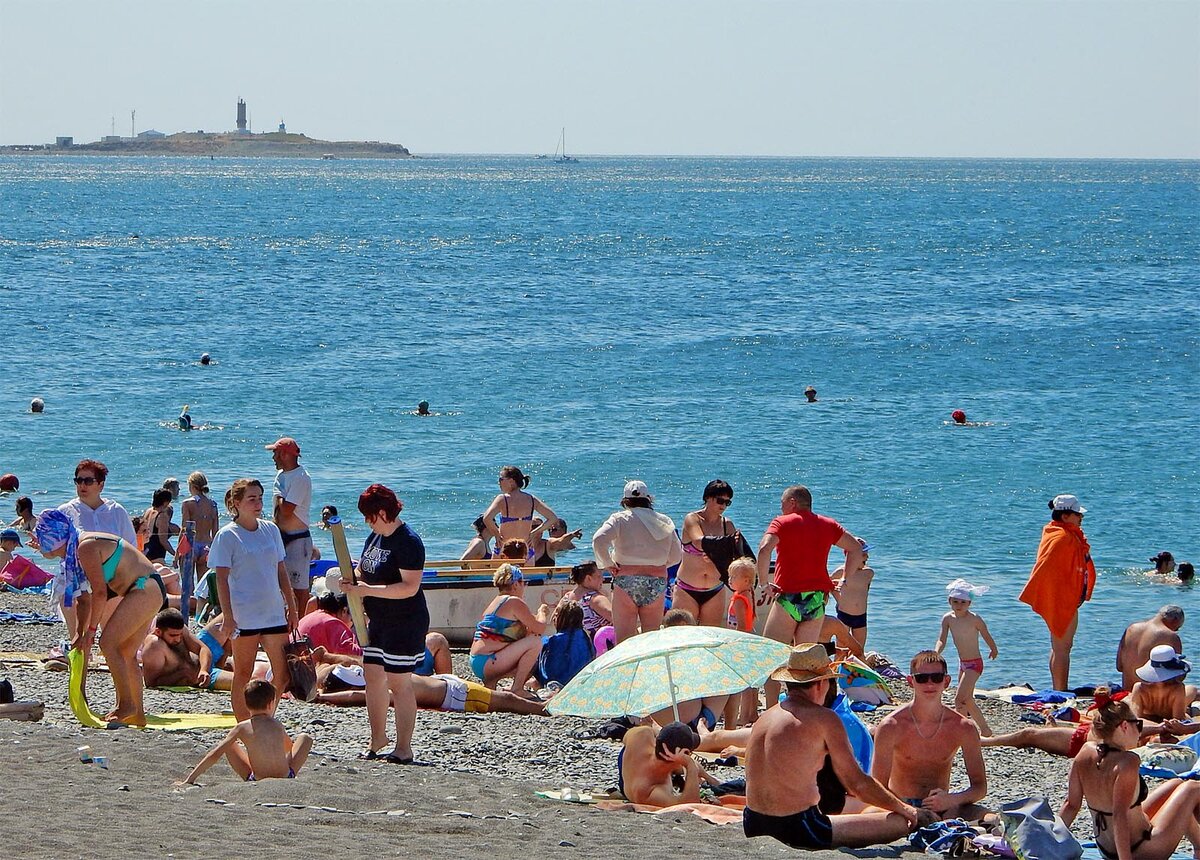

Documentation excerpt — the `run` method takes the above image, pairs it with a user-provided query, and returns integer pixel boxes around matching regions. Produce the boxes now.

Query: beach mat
[68,648,236,731]
[0,651,47,663]
[595,795,746,825]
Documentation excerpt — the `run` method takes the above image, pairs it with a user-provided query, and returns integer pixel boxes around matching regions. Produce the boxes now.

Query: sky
[1,0,1197,157]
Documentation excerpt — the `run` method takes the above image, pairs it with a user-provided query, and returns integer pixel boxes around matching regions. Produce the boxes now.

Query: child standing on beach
[935,578,998,736]
[183,680,312,783]
[831,537,874,649]
[724,557,759,726]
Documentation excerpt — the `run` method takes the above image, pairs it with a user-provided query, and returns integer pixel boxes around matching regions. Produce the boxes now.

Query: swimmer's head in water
[14,496,33,515]
[200,353,211,365]
[951,409,967,424]
[321,505,338,524]
[0,474,18,493]
[1179,562,1195,583]
[804,385,817,402]
[417,400,430,414]
[30,397,45,413]
[1149,551,1175,573]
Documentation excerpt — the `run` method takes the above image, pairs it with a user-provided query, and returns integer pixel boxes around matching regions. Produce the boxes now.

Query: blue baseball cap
[0,528,21,545]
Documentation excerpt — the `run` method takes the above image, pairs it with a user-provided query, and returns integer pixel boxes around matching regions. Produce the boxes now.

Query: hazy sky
[2,0,1197,157]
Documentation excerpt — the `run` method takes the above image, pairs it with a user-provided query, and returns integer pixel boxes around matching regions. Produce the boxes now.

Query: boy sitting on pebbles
[182,680,312,784]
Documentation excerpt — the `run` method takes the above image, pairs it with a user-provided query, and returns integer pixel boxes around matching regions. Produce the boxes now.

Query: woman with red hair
[342,483,429,765]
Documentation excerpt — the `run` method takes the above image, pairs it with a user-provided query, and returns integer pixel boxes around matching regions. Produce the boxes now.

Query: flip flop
[358,749,384,761]
[380,753,431,766]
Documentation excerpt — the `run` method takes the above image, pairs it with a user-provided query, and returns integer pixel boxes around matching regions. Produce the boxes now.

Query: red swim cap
[951,410,967,424]
[0,474,18,492]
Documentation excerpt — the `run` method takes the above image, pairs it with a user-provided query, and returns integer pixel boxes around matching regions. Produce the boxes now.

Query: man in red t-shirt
[757,485,864,706]
[298,591,363,658]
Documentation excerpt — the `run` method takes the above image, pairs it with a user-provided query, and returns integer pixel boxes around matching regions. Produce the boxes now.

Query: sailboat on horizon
[552,127,579,163]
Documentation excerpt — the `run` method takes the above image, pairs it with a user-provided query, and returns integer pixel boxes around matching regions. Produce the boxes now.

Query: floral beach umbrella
[546,625,791,720]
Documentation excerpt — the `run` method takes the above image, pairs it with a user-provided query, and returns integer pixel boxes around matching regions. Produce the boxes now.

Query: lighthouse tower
[236,99,248,134]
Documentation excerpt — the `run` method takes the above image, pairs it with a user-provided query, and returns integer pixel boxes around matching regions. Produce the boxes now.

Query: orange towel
[1018,521,1095,638]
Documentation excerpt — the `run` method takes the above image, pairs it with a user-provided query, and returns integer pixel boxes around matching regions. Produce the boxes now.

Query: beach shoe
[380,753,431,766]
[358,749,384,761]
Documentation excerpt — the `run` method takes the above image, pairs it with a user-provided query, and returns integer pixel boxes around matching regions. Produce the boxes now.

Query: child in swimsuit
[830,538,874,649]
[935,578,998,737]
[183,680,312,783]
[724,557,759,726]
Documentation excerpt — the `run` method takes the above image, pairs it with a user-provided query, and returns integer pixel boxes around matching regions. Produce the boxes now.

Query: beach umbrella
[546,625,790,720]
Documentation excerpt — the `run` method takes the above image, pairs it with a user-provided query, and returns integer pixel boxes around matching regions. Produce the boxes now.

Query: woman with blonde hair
[469,563,551,693]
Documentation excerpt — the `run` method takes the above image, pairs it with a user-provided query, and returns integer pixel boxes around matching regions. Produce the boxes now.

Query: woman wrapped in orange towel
[1019,494,1096,692]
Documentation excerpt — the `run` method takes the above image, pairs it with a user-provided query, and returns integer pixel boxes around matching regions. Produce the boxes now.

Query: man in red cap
[266,437,314,612]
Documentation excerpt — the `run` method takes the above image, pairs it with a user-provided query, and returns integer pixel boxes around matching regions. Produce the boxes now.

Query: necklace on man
[912,706,946,740]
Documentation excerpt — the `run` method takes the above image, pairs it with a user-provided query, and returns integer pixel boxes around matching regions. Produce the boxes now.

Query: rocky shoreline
[0,589,1102,859]
[0,131,411,159]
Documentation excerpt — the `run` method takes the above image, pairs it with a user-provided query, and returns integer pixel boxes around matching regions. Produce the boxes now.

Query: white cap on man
[1051,494,1087,514]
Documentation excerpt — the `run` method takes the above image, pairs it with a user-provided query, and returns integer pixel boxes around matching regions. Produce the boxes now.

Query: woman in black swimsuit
[674,480,752,627]
[1059,692,1200,860]
[142,488,175,563]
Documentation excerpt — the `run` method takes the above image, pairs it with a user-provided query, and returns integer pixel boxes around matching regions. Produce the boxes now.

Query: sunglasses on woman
[73,476,99,486]
[714,498,732,506]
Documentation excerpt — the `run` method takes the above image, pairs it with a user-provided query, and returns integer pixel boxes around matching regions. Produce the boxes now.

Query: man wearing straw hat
[744,644,925,849]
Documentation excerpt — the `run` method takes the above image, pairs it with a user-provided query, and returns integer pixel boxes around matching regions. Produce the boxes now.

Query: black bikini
[1090,770,1151,860]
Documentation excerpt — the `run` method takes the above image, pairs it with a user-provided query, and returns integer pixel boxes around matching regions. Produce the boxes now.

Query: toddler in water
[183,681,312,783]
[935,578,998,736]
[725,557,759,726]
[831,537,874,649]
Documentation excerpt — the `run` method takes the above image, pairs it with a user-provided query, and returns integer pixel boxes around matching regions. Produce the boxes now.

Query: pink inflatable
[593,625,617,656]
[0,555,52,589]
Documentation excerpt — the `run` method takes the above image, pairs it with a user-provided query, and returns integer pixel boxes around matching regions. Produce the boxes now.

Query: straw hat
[769,643,840,684]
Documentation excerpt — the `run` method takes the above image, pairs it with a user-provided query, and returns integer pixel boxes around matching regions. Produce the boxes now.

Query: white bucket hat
[1051,494,1087,514]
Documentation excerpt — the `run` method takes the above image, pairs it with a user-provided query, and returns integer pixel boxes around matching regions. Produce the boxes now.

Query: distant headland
[0,97,411,159]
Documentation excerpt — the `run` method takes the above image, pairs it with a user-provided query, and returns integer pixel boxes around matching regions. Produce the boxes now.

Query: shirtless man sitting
[1130,645,1197,721]
[141,608,231,691]
[619,721,716,806]
[744,643,923,850]
[1117,606,1184,693]
[864,650,988,821]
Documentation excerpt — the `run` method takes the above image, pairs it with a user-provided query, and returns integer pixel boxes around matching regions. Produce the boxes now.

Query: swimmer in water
[804,386,818,403]
[951,410,967,425]
[179,405,193,431]
[417,400,431,416]
[1178,562,1195,584]
[30,398,45,413]
[200,353,212,365]
[1149,551,1175,577]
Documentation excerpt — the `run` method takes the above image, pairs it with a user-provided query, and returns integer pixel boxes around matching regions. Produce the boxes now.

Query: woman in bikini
[1059,692,1200,860]
[468,563,550,693]
[179,471,219,578]
[34,509,167,726]
[563,560,613,640]
[478,466,561,558]
[674,480,752,627]
[140,488,175,563]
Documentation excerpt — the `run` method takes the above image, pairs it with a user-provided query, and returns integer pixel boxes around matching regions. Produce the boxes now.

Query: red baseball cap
[265,437,301,456]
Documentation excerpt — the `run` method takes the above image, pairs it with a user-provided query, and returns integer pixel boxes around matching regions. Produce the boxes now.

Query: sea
[1,155,1196,688]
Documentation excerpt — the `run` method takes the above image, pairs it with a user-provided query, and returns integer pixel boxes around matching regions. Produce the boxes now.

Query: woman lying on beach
[479,466,561,557]
[674,480,751,627]
[210,479,298,722]
[469,563,550,693]
[1059,692,1200,860]
[592,480,682,642]
[981,687,1165,758]
[34,509,166,726]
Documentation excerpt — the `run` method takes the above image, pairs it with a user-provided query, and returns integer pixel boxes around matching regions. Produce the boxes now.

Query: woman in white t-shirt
[209,478,298,721]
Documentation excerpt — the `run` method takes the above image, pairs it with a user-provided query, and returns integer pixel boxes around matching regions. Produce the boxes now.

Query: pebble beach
[0,587,1104,860]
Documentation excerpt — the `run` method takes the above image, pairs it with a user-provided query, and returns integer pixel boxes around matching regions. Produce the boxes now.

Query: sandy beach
[1,588,1094,860]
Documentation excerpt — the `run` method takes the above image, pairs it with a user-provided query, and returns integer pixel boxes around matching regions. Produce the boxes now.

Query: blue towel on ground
[1011,690,1072,705]
[0,611,60,624]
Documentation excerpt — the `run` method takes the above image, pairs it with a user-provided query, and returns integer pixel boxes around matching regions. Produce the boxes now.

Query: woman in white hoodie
[592,481,682,643]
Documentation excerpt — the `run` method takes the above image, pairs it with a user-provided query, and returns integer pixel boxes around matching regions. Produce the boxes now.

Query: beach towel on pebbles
[595,795,745,826]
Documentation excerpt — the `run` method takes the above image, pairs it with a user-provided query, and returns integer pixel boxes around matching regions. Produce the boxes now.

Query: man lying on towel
[141,609,233,691]
[312,647,546,716]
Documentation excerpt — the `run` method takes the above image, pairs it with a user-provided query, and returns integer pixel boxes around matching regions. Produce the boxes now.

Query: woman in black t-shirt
[342,483,429,764]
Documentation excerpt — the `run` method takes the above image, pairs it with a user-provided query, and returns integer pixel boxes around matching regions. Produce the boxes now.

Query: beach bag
[283,635,318,702]
[535,628,595,687]
[0,555,53,589]
[998,797,1082,860]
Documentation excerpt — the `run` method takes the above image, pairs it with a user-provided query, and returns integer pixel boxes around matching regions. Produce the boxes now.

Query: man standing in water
[267,437,314,613]
[758,485,863,707]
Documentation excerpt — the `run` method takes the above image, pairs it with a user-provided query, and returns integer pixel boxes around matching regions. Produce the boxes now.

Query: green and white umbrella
[546,625,791,720]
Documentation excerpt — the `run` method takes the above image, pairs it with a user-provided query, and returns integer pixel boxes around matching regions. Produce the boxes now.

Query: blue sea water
[1,155,1196,687]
